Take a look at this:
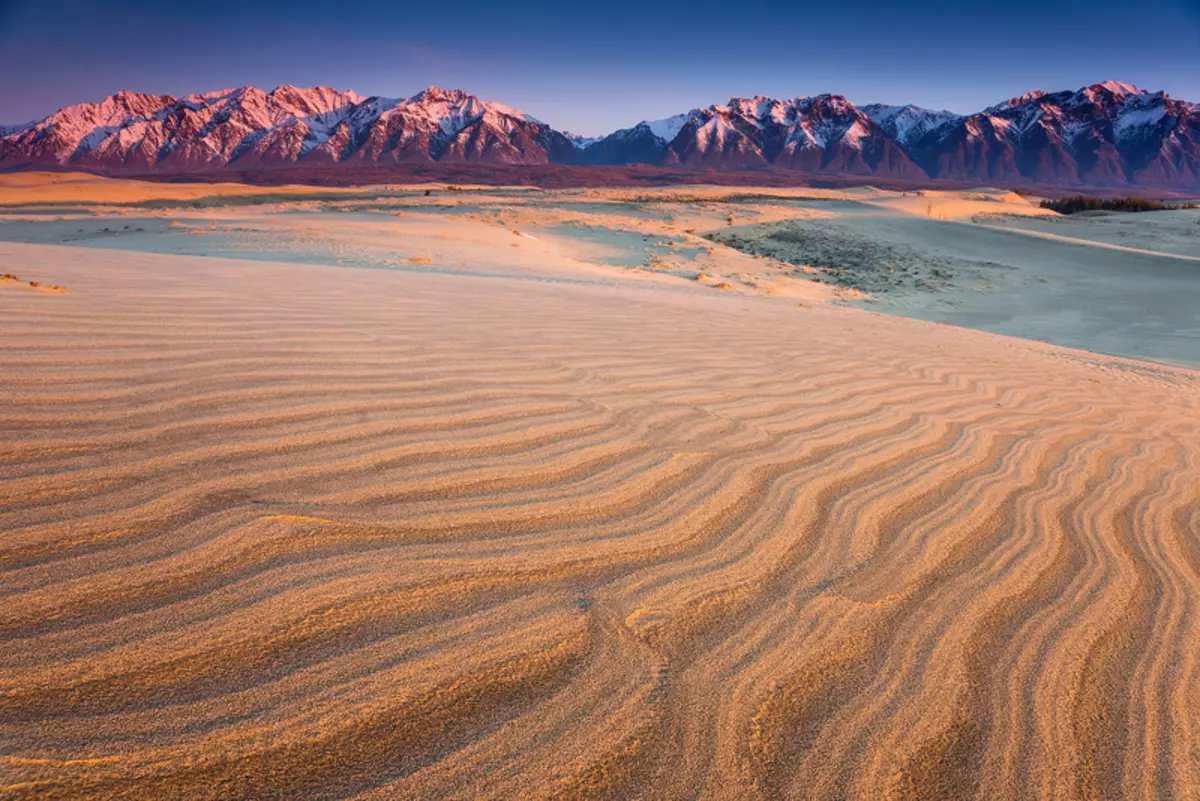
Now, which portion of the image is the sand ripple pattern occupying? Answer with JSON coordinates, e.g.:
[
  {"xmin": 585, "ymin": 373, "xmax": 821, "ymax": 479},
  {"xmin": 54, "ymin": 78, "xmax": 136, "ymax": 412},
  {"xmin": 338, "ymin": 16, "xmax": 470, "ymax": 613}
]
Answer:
[{"xmin": 2, "ymin": 243, "xmax": 1199, "ymax": 800}]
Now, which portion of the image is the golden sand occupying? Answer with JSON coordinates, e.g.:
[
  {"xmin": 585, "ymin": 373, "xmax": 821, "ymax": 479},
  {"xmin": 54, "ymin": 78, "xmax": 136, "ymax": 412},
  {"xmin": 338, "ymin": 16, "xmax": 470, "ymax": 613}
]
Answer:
[{"xmin": 1, "ymin": 189, "xmax": 1199, "ymax": 798}]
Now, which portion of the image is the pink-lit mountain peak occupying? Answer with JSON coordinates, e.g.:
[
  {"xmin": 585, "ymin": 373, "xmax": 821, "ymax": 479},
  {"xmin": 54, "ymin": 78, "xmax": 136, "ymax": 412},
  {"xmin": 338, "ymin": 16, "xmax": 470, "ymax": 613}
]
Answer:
[
  {"xmin": 3, "ymin": 81, "xmax": 1199, "ymax": 189},
  {"xmin": 988, "ymin": 81, "xmax": 1150, "ymax": 114},
  {"xmin": 1089, "ymin": 80, "xmax": 1145, "ymax": 98}
]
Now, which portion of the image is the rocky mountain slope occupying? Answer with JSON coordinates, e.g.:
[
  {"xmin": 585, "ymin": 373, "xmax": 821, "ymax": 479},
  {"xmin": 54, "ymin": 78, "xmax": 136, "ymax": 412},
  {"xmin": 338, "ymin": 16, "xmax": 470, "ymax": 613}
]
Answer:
[
  {"xmin": 903, "ymin": 81, "xmax": 1200, "ymax": 188},
  {"xmin": 3, "ymin": 81, "xmax": 1198, "ymax": 189},
  {"xmin": 0, "ymin": 86, "xmax": 574, "ymax": 173}
]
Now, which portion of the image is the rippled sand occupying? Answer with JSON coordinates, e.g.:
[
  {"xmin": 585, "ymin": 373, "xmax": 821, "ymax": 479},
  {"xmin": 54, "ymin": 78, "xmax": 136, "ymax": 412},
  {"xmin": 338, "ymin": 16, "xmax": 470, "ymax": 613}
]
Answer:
[{"xmin": 2, "ymin": 237, "xmax": 1200, "ymax": 800}]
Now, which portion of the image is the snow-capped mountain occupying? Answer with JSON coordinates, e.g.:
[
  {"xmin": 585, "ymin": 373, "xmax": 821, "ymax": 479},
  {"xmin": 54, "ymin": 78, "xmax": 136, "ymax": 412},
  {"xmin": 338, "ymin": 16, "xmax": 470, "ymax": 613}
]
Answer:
[
  {"xmin": 0, "ymin": 121, "xmax": 32, "ymax": 138},
  {"xmin": 0, "ymin": 85, "xmax": 575, "ymax": 172},
  {"xmin": 577, "ymin": 96, "xmax": 922, "ymax": 178},
  {"xmin": 563, "ymin": 132, "xmax": 602, "ymax": 150},
  {"xmin": 661, "ymin": 94, "xmax": 922, "ymax": 177},
  {"xmin": 860, "ymin": 104, "xmax": 963, "ymax": 148},
  {"xmin": 578, "ymin": 110, "xmax": 700, "ymax": 165},
  {"xmin": 3, "ymin": 81, "xmax": 1199, "ymax": 189},
  {"xmin": 906, "ymin": 81, "xmax": 1200, "ymax": 188}
]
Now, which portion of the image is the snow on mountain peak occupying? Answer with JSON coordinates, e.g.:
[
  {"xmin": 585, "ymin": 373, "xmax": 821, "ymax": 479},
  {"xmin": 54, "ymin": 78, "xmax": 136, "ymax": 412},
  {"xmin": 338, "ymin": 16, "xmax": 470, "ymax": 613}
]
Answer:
[
  {"xmin": 51, "ymin": 90, "xmax": 174, "ymax": 127},
  {"xmin": 269, "ymin": 85, "xmax": 365, "ymax": 113},
  {"xmin": 862, "ymin": 103, "xmax": 964, "ymax": 146},
  {"xmin": 564, "ymin": 132, "xmax": 602, "ymax": 148},
  {"xmin": 984, "ymin": 90, "xmax": 1048, "ymax": 114},
  {"xmin": 838, "ymin": 119, "xmax": 871, "ymax": 150},
  {"xmin": 0, "ymin": 121, "xmax": 32, "ymax": 137},
  {"xmin": 726, "ymin": 96, "xmax": 785, "ymax": 125},
  {"xmin": 4, "ymin": 80, "xmax": 1200, "ymax": 190},
  {"xmin": 400, "ymin": 87, "xmax": 488, "ymax": 136},
  {"xmin": 643, "ymin": 111, "xmax": 698, "ymax": 143},
  {"xmin": 807, "ymin": 94, "xmax": 855, "ymax": 114},
  {"xmin": 403, "ymin": 86, "xmax": 543, "ymax": 135},
  {"xmin": 413, "ymin": 86, "xmax": 469, "ymax": 103},
  {"xmin": 1091, "ymin": 80, "xmax": 1144, "ymax": 97}
]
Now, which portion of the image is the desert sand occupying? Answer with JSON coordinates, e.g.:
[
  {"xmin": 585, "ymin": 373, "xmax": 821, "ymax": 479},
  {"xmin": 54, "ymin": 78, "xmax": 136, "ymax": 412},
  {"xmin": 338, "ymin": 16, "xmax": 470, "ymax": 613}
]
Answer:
[
  {"xmin": 0, "ymin": 171, "xmax": 390, "ymax": 206},
  {"xmin": 2, "ymin": 176, "xmax": 1200, "ymax": 800},
  {"xmin": 4, "ymin": 174, "xmax": 1197, "ymax": 365}
]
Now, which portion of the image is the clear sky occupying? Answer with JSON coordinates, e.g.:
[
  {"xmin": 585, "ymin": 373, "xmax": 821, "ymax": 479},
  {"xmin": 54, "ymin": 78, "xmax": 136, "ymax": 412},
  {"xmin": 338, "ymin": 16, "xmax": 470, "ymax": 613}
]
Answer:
[{"xmin": 2, "ymin": 0, "xmax": 1199, "ymax": 134}]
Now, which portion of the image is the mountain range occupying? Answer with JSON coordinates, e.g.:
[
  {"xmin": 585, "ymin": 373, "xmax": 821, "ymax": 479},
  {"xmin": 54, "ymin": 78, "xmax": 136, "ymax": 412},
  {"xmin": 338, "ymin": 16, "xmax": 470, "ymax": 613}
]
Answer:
[{"xmin": 2, "ymin": 81, "xmax": 1198, "ymax": 190}]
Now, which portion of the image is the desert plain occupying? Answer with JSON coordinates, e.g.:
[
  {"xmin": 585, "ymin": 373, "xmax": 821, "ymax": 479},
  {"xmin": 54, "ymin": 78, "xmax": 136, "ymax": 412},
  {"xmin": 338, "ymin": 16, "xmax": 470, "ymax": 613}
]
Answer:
[{"xmin": 1, "ymin": 172, "xmax": 1199, "ymax": 800}]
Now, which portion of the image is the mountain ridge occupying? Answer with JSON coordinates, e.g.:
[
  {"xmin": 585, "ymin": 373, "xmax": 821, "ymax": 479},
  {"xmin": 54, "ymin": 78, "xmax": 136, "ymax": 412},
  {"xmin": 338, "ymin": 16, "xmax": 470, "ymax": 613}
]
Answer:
[{"xmin": 3, "ymin": 82, "xmax": 1198, "ymax": 190}]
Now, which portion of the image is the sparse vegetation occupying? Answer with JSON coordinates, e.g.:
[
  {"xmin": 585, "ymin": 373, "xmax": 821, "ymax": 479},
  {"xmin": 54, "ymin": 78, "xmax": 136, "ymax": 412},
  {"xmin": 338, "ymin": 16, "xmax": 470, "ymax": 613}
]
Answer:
[
  {"xmin": 707, "ymin": 220, "xmax": 973, "ymax": 294},
  {"xmin": 401, "ymin": 249, "xmax": 434, "ymax": 264},
  {"xmin": 1040, "ymin": 195, "xmax": 1198, "ymax": 214},
  {"xmin": 1, "ymin": 272, "xmax": 66, "ymax": 292}
]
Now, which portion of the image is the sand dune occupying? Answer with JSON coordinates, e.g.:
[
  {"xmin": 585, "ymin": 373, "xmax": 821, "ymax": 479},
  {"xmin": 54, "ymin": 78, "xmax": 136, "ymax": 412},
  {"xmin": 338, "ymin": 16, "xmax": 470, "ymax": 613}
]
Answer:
[
  {"xmin": 0, "ymin": 171, "xmax": 394, "ymax": 207},
  {"xmin": 8, "ymin": 174, "xmax": 1196, "ymax": 365},
  {"xmin": 862, "ymin": 187, "xmax": 1053, "ymax": 220},
  {"xmin": 2, "ymin": 238, "xmax": 1198, "ymax": 800}
]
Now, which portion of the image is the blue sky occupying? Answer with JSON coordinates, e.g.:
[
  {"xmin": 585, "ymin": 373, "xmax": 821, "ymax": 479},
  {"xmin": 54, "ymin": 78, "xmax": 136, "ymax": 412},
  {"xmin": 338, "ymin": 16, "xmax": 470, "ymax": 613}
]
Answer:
[{"xmin": 2, "ymin": 0, "xmax": 1199, "ymax": 134}]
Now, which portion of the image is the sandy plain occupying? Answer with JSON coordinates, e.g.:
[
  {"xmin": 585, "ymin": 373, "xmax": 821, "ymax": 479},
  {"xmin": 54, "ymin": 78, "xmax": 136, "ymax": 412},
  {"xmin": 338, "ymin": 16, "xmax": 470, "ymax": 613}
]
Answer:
[{"xmin": 1, "ymin": 174, "xmax": 1199, "ymax": 800}]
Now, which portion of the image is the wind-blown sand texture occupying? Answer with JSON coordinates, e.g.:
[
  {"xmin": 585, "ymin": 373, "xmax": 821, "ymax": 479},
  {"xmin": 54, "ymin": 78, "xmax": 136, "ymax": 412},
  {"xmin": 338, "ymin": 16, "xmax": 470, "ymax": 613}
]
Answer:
[{"xmin": 2, "ymin": 236, "xmax": 1199, "ymax": 800}]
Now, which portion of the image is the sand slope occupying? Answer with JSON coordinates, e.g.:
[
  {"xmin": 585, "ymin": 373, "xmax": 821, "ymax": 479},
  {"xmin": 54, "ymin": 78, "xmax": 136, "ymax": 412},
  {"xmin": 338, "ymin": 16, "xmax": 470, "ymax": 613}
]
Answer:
[
  {"xmin": 2, "ymin": 242, "xmax": 1199, "ymax": 800},
  {"xmin": 7, "ymin": 175, "xmax": 1195, "ymax": 366},
  {"xmin": 0, "ymin": 171, "xmax": 390, "ymax": 206}
]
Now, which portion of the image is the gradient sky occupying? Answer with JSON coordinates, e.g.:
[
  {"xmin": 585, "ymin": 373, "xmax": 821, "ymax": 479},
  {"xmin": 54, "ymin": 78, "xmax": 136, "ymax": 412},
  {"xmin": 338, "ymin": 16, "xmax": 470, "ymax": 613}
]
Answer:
[{"xmin": 3, "ymin": 0, "xmax": 1200, "ymax": 134}]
